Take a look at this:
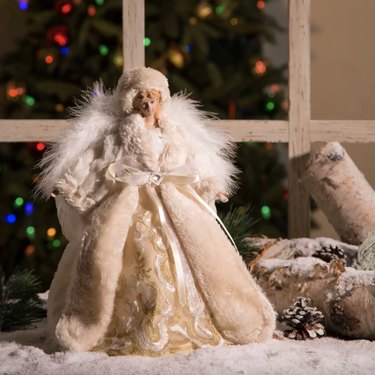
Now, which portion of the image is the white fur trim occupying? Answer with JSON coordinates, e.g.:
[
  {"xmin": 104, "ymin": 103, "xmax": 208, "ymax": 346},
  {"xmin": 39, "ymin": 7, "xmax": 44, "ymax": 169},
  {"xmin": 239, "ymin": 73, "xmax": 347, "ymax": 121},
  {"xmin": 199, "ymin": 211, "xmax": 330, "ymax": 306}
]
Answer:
[
  {"xmin": 55, "ymin": 186, "xmax": 139, "ymax": 351},
  {"xmin": 160, "ymin": 183, "xmax": 276, "ymax": 344}
]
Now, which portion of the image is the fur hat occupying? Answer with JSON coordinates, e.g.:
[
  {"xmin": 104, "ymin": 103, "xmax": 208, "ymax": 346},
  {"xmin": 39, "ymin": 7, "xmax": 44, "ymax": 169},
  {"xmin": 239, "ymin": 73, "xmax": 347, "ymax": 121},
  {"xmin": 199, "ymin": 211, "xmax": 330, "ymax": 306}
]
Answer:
[{"xmin": 116, "ymin": 67, "xmax": 170, "ymax": 113}]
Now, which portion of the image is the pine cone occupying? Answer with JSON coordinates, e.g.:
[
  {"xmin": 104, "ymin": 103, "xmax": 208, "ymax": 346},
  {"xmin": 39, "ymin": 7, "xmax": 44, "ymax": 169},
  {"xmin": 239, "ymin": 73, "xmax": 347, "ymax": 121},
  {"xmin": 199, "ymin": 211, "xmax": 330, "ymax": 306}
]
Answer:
[
  {"xmin": 279, "ymin": 297, "xmax": 325, "ymax": 340},
  {"xmin": 312, "ymin": 245, "xmax": 347, "ymax": 265}
]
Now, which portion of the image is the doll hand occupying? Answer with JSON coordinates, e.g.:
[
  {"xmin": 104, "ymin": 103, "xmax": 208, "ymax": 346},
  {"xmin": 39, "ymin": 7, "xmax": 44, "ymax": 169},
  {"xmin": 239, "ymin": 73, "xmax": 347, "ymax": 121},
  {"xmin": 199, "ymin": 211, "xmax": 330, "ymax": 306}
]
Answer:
[{"xmin": 216, "ymin": 192, "xmax": 229, "ymax": 203}]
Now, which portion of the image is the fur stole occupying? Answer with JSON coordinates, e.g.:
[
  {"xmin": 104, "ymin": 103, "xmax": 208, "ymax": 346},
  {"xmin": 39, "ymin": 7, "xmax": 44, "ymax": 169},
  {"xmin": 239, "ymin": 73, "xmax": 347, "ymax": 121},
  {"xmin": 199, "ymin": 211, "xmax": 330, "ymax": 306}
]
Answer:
[{"xmin": 37, "ymin": 88, "xmax": 238, "ymax": 204}]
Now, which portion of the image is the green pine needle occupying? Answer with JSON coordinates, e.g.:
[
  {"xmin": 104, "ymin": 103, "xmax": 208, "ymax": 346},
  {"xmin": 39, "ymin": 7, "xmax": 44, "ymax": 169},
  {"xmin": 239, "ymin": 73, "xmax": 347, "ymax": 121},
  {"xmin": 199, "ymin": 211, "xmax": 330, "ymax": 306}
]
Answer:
[
  {"xmin": 220, "ymin": 205, "xmax": 260, "ymax": 261},
  {"xmin": 0, "ymin": 268, "xmax": 46, "ymax": 332}
]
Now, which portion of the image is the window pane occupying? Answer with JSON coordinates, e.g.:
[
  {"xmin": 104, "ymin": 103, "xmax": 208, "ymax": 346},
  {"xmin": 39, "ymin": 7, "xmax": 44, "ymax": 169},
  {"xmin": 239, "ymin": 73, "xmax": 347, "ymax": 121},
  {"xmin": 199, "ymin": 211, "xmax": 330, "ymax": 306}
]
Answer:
[{"xmin": 311, "ymin": 0, "xmax": 375, "ymax": 120}]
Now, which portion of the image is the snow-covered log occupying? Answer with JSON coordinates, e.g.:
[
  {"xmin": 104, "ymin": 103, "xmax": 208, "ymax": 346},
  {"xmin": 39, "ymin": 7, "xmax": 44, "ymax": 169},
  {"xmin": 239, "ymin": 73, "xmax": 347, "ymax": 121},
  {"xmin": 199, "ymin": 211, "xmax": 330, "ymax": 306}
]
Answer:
[
  {"xmin": 249, "ymin": 237, "xmax": 358, "ymax": 265},
  {"xmin": 249, "ymin": 237, "xmax": 375, "ymax": 339},
  {"xmin": 302, "ymin": 142, "xmax": 375, "ymax": 245}
]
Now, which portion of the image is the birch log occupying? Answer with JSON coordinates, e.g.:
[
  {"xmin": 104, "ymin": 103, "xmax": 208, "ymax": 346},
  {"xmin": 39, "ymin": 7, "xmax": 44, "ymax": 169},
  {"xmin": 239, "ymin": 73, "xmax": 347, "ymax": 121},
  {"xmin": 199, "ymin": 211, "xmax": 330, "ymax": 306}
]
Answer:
[
  {"xmin": 302, "ymin": 142, "xmax": 375, "ymax": 245},
  {"xmin": 252, "ymin": 258, "xmax": 375, "ymax": 339},
  {"xmin": 249, "ymin": 237, "xmax": 359, "ymax": 265},
  {"xmin": 249, "ymin": 237, "xmax": 375, "ymax": 339}
]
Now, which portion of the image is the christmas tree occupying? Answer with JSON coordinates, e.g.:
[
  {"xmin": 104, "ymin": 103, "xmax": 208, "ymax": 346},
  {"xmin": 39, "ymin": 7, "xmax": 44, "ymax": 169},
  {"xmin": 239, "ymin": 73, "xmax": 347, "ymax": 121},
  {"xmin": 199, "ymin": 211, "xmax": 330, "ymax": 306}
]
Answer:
[{"xmin": 0, "ymin": 0, "xmax": 287, "ymax": 289}]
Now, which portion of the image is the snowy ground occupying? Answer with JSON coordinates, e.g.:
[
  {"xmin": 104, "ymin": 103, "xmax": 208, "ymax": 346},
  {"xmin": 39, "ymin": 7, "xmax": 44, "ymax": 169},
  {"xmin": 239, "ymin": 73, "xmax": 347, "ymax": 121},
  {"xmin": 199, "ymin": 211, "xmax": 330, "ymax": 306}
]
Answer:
[{"xmin": 0, "ymin": 322, "xmax": 374, "ymax": 375}]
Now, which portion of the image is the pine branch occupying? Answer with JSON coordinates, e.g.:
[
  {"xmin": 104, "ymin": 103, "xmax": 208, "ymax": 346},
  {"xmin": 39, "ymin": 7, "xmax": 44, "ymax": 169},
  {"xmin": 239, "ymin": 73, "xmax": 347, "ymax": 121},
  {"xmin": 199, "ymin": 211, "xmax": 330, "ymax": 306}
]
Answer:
[
  {"xmin": 220, "ymin": 205, "xmax": 260, "ymax": 261},
  {"xmin": 0, "ymin": 268, "xmax": 46, "ymax": 332}
]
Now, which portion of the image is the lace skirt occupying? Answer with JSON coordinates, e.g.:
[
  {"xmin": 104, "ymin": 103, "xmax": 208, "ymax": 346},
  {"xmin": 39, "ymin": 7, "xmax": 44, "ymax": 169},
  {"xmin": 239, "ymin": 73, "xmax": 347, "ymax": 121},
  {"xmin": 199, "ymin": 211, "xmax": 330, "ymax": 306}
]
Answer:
[{"xmin": 93, "ymin": 185, "xmax": 225, "ymax": 356}]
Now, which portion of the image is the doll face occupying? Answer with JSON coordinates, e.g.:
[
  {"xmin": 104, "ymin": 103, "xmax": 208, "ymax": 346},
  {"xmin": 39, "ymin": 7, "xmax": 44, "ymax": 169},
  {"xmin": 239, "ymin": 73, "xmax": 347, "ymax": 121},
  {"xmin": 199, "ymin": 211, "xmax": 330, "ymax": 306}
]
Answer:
[{"xmin": 132, "ymin": 89, "xmax": 161, "ymax": 118}]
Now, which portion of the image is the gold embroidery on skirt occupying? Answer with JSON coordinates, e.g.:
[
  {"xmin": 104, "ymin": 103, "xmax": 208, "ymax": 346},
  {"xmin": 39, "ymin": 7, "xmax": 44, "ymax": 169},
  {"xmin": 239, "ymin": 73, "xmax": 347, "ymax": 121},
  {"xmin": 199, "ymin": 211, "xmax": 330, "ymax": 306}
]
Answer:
[{"xmin": 93, "ymin": 186, "xmax": 224, "ymax": 356}]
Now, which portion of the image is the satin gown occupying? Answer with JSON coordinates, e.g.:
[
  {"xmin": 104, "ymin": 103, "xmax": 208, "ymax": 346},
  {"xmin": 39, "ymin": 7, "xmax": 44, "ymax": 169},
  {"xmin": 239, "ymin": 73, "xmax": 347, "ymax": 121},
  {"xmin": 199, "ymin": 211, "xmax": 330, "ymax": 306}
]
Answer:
[{"xmin": 93, "ymin": 126, "xmax": 226, "ymax": 356}]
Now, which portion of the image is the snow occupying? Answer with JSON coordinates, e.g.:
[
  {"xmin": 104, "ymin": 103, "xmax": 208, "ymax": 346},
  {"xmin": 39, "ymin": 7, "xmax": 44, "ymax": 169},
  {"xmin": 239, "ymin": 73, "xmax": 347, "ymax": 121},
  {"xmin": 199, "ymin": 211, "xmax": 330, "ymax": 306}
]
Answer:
[
  {"xmin": 256, "ymin": 256, "xmax": 331, "ymax": 279},
  {"xmin": 1, "ymin": 322, "xmax": 375, "ymax": 375},
  {"xmin": 336, "ymin": 267, "xmax": 375, "ymax": 296}
]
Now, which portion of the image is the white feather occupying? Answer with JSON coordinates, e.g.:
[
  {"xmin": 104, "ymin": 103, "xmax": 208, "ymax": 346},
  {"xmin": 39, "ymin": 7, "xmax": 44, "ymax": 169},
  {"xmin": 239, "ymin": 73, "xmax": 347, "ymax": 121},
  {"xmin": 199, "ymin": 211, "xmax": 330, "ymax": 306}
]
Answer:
[
  {"xmin": 36, "ymin": 84, "xmax": 120, "ymax": 199},
  {"xmin": 162, "ymin": 93, "xmax": 239, "ymax": 195}
]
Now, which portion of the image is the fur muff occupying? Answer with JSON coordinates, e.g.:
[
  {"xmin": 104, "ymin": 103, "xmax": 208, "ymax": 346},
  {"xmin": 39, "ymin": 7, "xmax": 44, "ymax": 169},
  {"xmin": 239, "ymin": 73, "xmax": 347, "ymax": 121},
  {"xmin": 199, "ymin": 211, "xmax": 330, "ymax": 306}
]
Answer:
[{"xmin": 40, "ymin": 67, "xmax": 275, "ymax": 352}]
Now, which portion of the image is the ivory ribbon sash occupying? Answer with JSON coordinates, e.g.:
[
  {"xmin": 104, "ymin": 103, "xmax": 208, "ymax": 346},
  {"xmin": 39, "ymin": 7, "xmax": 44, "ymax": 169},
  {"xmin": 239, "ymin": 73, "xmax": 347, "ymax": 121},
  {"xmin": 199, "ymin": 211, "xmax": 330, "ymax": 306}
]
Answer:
[{"xmin": 106, "ymin": 161, "xmax": 238, "ymax": 307}]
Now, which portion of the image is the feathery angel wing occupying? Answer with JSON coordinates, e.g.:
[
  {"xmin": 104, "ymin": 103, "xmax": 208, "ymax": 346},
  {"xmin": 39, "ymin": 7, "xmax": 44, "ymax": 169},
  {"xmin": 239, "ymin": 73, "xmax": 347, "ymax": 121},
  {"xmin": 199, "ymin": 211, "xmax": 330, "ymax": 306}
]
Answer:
[
  {"xmin": 36, "ymin": 84, "xmax": 120, "ymax": 199},
  {"xmin": 36, "ymin": 85, "xmax": 121, "ymax": 241},
  {"xmin": 162, "ymin": 93, "xmax": 239, "ymax": 196}
]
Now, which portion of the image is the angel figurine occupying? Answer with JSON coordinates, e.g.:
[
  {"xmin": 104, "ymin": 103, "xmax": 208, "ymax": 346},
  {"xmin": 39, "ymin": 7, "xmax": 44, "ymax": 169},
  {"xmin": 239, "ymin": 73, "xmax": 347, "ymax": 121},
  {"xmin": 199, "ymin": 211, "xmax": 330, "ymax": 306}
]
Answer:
[{"xmin": 38, "ymin": 67, "xmax": 275, "ymax": 355}]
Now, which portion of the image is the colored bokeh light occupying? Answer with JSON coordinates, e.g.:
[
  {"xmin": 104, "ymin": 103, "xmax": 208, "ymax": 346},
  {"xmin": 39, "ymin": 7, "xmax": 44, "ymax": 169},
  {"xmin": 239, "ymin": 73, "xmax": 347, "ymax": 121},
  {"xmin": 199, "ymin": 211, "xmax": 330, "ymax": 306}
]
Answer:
[
  {"xmin": 168, "ymin": 48, "xmax": 184, "ymax": 68},
  {"xmin": 271, "ymin": 84, "xmax": 280, "ymax": 94},
  {"xmin": 53, "ymin": 33, "xmax": 68, "ymax": 46},
  {"xmin": 61, "ymin": 3, "xmax": 73, "ymax": 14},
  {"xmin": 254, "ymin": 60, "xmax": 267, "ymax": 75},
  {"xmin": 59, "ymin": 46, "xmax": 70, "ymax": 55},
  {"xmin": 36, "ymin": 142, "xmax": 46, "ymax": 151},
  {"xmin": 7, "ymin": 84, "xmax": 25, "ymax": 98},
  {"xmin": 113, "ymin": 53, "xmax": 123, "ymax": 67},
  {"xmin": 25, "ymin": 245, "xmax": 35, "ymax": 256},
  {"xmin": 88, "ymin": 5, "xmax": 96, "ymax": 16},
  {"xmin": 18, "ymin": 0, "xmax": 29, "ymax": 11},
  {"xmin": 257, "ymin": 1, "xmax": 266, "ymax": 10},
  {"xmin": 23, "ymin": 95, "xmax": 36, "ymax": 106},
  {"xmin": 99, "ymin": 44, "xmax": 109, "ymax": 56},
  {"xmin": 5, "ymin": 214, "xmax": 16, "ymax": 224},
  {"xmin": 26, "ymin": 226, "xmax": 36, "ymax": 236},
  {"xmin": 52, "ymin": 239, "xmax": 62, "ymax": 248},
  {"xmin": 215, "ymin": 5, "xmax": 225, "ymax": 14},
  {"xmin": 45, "ymin": 55, "xmax": 54, "ymax": 64},
  {"xmin": 8, "ymin": 88, "xmax": 19, "ymax": 97},
  {"xmin": 261, "ymin": 205, "xmax": 271, "ymax": 220},
  {"xmin": 14, "ymin": 197, "xmax": 24, "ymax": 207},
  {"xmin": 196, "ymin": 2, "xmax": 212, "ymax": 19},
  {"xmin": 47, "ymin": 227, "xmax": 57, "ymax": 238},
  {"xmin": 24, "ymin": 202, "xmax": 34, "ymax": 216},
  {"xmin": 266, "ymin": 101, "xmax": 275, "ymax": 111}
]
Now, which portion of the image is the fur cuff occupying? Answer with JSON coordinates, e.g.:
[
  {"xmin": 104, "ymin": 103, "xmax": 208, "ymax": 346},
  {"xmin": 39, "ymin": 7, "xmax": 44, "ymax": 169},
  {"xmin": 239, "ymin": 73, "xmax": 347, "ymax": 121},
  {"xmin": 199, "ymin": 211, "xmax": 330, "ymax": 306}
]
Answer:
[
  {"xmin": 195, "ymin": 177, "xmax": 225, "ymax": 204},
  {"xmin": 55, "ymin": 172, "xmax": 95, "ymax": 214}
]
